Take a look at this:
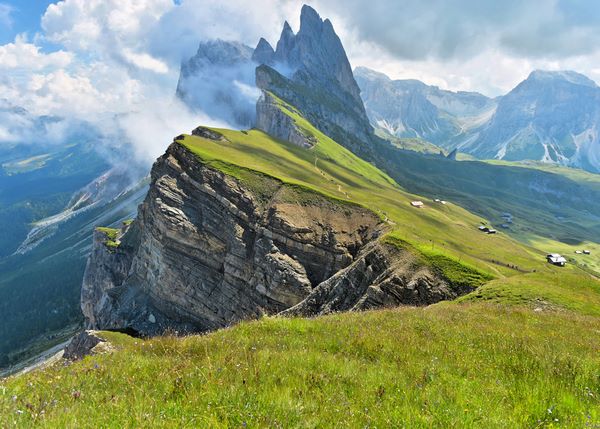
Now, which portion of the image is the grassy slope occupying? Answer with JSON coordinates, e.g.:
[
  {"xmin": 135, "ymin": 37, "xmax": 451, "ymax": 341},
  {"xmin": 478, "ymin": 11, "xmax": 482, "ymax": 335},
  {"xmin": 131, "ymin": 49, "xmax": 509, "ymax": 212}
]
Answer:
[
  {"xmin": 480, "ymin": 159, "xmax": 600, "ymax": 274},
  {"xmin": 1, "ymin": 305, "xmax": 598, "ymax": 427},
  {"xmin": 176, "ymin": 96, "xmax": 598, "ymax": 307},
  {"xmin": 1, "ymin": 101, "xmax": 599, "ymax": 427},
  {"xmin": 371, "ymin": 147, "xmax": 600, "ymax": 278}
]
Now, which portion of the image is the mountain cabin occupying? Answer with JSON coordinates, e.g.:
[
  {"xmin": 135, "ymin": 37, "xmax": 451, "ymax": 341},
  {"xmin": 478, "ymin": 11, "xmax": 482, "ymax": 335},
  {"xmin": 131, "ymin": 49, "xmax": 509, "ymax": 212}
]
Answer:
[{"xmin": 547, "ymin": 253, "xmax": 567, "ymax": 267}]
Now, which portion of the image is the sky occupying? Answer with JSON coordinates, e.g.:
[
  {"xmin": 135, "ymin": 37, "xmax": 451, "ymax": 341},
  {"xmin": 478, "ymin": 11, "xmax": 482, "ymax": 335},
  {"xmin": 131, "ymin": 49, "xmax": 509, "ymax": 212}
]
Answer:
[{"xmin": 1, "ymin": 0, "xmax": 600, "ymax": 160}]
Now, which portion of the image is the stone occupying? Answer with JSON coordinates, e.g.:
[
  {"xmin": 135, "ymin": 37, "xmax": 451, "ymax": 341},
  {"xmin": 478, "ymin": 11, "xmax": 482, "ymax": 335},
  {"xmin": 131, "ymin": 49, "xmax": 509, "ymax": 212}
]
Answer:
[{"xmin": 63, "ymin": 331, "xmax": 111, "ymax": 361}]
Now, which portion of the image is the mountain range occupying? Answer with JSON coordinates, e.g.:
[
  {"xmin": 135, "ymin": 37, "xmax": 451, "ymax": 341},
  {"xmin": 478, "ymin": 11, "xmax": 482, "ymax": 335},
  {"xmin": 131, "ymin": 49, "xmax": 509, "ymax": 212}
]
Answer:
[
  {"xmin": 356, "ymin": 67, "xmax": 600, "ymax": 173},
  {"xmin": 80, "ymin": 4, "xmax": 600, "ymax": 339}
]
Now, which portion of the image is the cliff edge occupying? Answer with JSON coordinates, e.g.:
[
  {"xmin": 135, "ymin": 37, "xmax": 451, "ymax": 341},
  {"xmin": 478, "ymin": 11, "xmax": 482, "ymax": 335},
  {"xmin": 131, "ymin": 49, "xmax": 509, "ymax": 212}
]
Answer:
[{"xmin": 81, "ymin": 136, "xmax": 468, "ymax": 336}]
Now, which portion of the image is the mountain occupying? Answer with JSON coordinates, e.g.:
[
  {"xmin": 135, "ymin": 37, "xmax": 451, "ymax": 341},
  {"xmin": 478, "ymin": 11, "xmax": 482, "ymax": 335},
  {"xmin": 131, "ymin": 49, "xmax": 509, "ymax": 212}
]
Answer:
[
  {"xmin": 356, "ymin": 67, "xmax": 600, "ymax": 173},
  {"xmin": 355, "ymin": 67, "xmax": 496, "ymax": 147},
  {"xmin": 255, "ymin": 6, "xmax": 375, "ymax": 156},
  {"xmin": 176, "ymin": 40, "xmax": 258, "ymax": 128},
  {"xmin": 177, "ymin": 6, "xmax": 375, "ymax": 157},
  {"xmin": 3, "ymin": 5, "xmax": 600, "ymax": 426},
  {"xmin": 80, "ymin": 3, "xmax": 600, "ymax": 340},
  {"xmin": 462, "ymin": 70, "xmax": 600, "ymax": 172}
]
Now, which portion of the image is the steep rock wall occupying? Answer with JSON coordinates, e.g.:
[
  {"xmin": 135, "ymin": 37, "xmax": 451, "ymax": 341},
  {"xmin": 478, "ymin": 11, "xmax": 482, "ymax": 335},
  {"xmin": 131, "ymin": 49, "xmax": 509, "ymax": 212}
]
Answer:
[
  {"xmin": 82, "ymin": 138, "xmax": 476, "ymax": 337},
  {"xmin": 82, "ymin": 141, "xmax": 382, "ymax": 335}
]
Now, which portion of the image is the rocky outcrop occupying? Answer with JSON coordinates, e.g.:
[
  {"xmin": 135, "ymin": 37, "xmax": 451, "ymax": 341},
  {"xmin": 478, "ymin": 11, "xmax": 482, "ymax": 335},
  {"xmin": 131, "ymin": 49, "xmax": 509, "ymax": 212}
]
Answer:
[
  {"xmin": 256, "ymin": 92, "xmax": 316, "ymax": 148},
  {"xmin": 63, "ymin": 331, "xmax": 112, "ymax": 361},
  {"xmin": 283, "ymin": 242, "xmax": 466, "ymax": 317},
  {"xmin": 81, "ymin": 137, "xmax": 481, "ymax": 337},
  {"xmin": 82, "ymin": 141, "xmax": 384, "ymax": 335}
]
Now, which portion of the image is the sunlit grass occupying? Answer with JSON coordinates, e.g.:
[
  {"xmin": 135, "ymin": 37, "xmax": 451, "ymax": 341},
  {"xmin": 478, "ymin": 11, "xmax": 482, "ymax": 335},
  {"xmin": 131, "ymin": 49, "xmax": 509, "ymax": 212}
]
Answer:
[{"xmin": 1, "ymin": 304, "xmax": 598, "ymax": 427}]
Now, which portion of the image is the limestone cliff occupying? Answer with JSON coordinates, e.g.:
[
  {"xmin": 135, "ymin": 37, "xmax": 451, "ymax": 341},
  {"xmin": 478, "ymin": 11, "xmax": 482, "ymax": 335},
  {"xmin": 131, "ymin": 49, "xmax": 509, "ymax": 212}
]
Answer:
[
  {"xmin": 81, "ymin": 136, "xmax": 469, "ymax": 337},
  {"xmin": 82, "ymin": 139, "xmax": 382, "ymax": 335},
  {"xmin": 255, "ymin": 92, "xmax": 316, "ymax": 148}
]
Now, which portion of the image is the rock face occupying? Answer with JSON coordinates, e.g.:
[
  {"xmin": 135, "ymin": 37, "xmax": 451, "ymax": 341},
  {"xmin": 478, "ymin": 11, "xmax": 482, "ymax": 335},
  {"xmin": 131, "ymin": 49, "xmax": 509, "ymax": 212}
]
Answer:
[
  {"xmin": 255, "ymin": 92, "xmax": 316, "ymax": 148},
  {"xmin": 463, "ymin": 70, "xmax": 600, "ymax": 172},
  {"xmin": 252, "ymin": 38, "xmax": 275, "ymax": 65},
  {"xmin": 82, "ymin": 141, "xmax": 386, "ymax": 335},
  {"xmin": 63, "ymin": 331, "xmax": 111, "ymax": 361},
  {"xmin": 270, "ymin": 5, "xmax": 363, "ymax": 107},
  {"xmin": 354, "ymin": 66, "xmax": 496, "ymax": 148},
  {"xmin": 283, "ymin": 242, "xmax": 468, "ymax": 317},
  {"xmin": 253, "ymin": 6, "xmax": 376, "ymax": 158},
  {"xmin": 81, "ymin": 140, "xmax": 472, "ymax": 337}
]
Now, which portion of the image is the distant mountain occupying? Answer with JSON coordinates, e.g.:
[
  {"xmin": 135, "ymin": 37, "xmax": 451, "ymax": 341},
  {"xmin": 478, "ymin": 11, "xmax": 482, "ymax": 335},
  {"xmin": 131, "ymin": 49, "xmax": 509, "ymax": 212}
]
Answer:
[
  {"xmin": 254, "ymin": 5, "xmax": 376, "ymax": 157},
  {"xmin": 176, "ymin": 40, "xmax": 258, "ymax": 128},
  {"xmin": 176, "ymin": 5, "xmax": 375, "ymax": 157},
  {"xmin": 462, "ymin": 70, "xmax": 600, "ymax": 172},
  {"xmin": 355, "ymin": 67, "xmax": 496, "ymax": 147},
  {"xmin": 356, "ymin": 67, "xmax": 600, "ymax": 173}
]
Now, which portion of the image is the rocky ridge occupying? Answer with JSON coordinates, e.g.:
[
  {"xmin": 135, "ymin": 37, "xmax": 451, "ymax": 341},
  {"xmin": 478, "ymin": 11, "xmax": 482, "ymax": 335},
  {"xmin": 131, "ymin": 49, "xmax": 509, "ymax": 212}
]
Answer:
[{"xmin": 81, "ymin": 135, "xmax": 469, "ymax": 336}]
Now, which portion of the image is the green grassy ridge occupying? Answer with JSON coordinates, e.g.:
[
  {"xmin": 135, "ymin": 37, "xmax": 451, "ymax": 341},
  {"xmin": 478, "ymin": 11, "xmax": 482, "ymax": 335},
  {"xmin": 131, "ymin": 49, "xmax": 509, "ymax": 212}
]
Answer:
[
  {"xmin": 176, "ymin": 102, "xmax": 600, "ymax": 312},
  {"xmin": 192, "ymin": 156, "xmax": 375, "ymax": 215},
  {"xmin": 484, "ymin": 159, "xmax": 600, "ymax": 192},
  {"xmin": 383, "ymin": 236, "xmax": 493, "ymax": 289},
  {"xmin": 374, "ymin": 128, "xmax": 444, "ymax": 155},
  {"xmin": 370, "ymin": 146, "xmax": 600, "ymax": 276},
  {"xmin": 458, "ymin": 271, "xmax": 600, "ymax": 316},
  {"xmin": 1, "ymin": 304, "xmax": 598, "ymax": 427}
]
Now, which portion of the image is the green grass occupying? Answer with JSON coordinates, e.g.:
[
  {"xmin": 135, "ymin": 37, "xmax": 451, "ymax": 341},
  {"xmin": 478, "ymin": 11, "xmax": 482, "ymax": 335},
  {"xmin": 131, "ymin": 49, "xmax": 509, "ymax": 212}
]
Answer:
[
  {"xmin": 374, "ymin": 128, "xmax": 444, "ymax": 155},
  {"xmin": 2, "ymin": 97, "xmax": 599, "ymax": 427},
  {"xmin": 180, "ymin": 117, "xmax": 541, "ymax": 279},
  {"xmin": 459, "ymin": 272, "xmax": 600, "ymax": 316},
  {"xmin": 95, "ymin": 227, "xmax": 120, "ymax": 249},
  {"xmin": 1, "ymin": 304, "xmax": 598, "ymax": 427}
]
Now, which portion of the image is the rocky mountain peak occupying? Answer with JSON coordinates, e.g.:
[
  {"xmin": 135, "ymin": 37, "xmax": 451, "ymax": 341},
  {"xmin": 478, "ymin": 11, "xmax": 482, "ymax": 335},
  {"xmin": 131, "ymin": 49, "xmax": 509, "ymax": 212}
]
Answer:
[
  {"xmin": 190, "ymin": 39, "xmax": 253, "ymax": 67},
  {"xmin": 252, "ymin": 37, "xmax": 275, "ymax": 65},
  {"xmin": 270, "ymin": 4, "xmax": 362, "ymax": 105},
  {"xmin": 274, "ymin": 21, "xmax": 296, "ymax": 64},
  {"xmin": 299, "ymin": 4, "xmax": 324, "ymax": 34}
]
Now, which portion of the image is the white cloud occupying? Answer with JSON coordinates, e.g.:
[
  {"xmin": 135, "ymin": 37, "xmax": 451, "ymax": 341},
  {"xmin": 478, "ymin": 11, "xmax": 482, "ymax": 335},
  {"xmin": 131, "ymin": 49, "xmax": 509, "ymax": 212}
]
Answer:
[
  {"xmin": 122, "ymin": 49, "xmax": 169, "ymax": 74},
  {"xmin": 2, "ymin": 0, "xmax": 600, "ymax": 162},
  {"xmin": 0, "ymin": 35, "xmax": 72, "ymax": 70},
  {"xmin": 41, "ymin": 0, "xmax": 173, "ymax": 52}
]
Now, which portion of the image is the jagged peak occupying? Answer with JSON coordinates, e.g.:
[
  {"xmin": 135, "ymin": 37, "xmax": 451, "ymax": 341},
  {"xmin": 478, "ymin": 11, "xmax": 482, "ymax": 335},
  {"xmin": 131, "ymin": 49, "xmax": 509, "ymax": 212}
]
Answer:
[
  {"xmin": 255, "ymin": 37, "xmax": 273, "ymax": 50},
  {"xmin": 299, "ymin": 4, "xmax": 323, "ymax": 32},
  {"xmin": 252, "ymin": 37, "xmax": 275, "ymax": 64},
  {"xmin": 281, "ymin": 20, "xmax": 294, "ymax": 37}
]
